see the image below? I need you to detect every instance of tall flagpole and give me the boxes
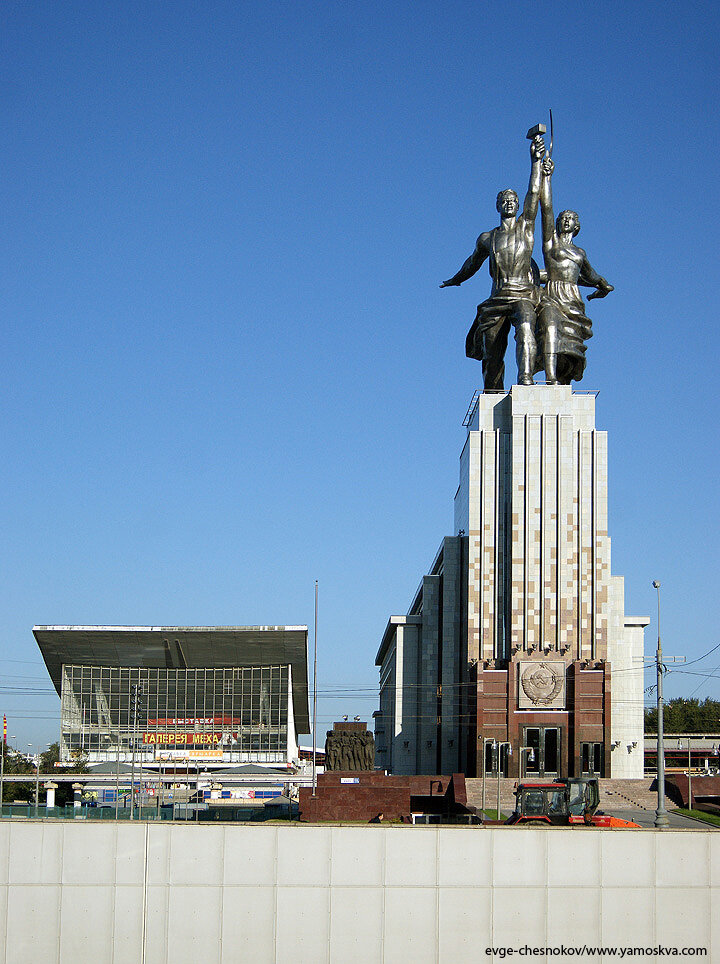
[312,580,318,797]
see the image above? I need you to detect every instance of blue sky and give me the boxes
[1,1,718,750]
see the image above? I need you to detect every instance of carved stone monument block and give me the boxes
[325,721,375,771]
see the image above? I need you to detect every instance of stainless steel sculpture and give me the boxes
[536,156,613,384]
[441,129,546,390]
[441,121,612,390]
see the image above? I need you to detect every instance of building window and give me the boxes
[59,663,291,762]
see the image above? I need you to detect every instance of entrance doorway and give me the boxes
[581,742,603,776]
[523,727,561,777]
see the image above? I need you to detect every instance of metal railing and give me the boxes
[0,802,297,822]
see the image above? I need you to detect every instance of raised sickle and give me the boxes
[548,109,554,159]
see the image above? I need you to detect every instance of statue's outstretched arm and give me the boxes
[522,135,545,224]
[540,159,555,245]
[579,254,614,300]
[440,235,490,287]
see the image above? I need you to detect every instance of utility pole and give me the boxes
[653,580,669,828]
[651,582,684,827]
[312,580,318,797]
[130,683,143,821]
[34,753,40,818]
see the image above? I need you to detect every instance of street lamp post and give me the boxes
[26,744,38,818]
[678,738,693,810]
[195,765,201,823]
[34,744,52,818]
[115,738,120,821]
[130,683,143,821]
[520,746,535,780]
[481,738,496,824]
[34,752,41,818]
[653,580,669,828]
[496,742,512,821]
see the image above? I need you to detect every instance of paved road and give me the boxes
[604,808,717,829]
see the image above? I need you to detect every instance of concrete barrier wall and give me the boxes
[0,822,716,963]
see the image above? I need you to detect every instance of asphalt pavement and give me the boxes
[604,808,718,829]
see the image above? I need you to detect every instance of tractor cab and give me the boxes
[565,777,599,817]
[506,781,573,825]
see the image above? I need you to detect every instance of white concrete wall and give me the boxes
[0,822,716,963]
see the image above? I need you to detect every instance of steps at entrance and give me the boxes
[464,777,675,817]
[464,778,519,816]
[598,779,674,813]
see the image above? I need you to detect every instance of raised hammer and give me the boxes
[526,123,546,140]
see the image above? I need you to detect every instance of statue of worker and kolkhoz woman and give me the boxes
[441,119,613,391]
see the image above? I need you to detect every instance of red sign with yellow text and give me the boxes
[142,733,225,746]
[148,717,241,726]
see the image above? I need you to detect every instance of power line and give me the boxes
[681,641,720,667]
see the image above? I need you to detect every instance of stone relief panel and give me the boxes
[518,660,566,709]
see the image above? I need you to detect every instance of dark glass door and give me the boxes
[524,727,561,777]
[525,728,541,774]
[581,742,604,776]
[544,728,559,776]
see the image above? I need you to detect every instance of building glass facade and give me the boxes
[60,663,292,765]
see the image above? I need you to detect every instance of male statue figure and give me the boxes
[536,156,613,384]
[441,132,546,391]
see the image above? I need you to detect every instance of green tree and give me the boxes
[39,743,88,807]
[1,744,35,804]
[645,697,720,734]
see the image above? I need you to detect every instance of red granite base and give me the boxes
[298,772,469,823]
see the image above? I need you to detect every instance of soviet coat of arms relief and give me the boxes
[517,660,567,709]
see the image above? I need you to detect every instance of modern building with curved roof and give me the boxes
[33,625,309,768]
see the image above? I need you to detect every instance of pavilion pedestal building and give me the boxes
[375,386,647,780]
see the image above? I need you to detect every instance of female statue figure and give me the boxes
[537,158,613,384]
